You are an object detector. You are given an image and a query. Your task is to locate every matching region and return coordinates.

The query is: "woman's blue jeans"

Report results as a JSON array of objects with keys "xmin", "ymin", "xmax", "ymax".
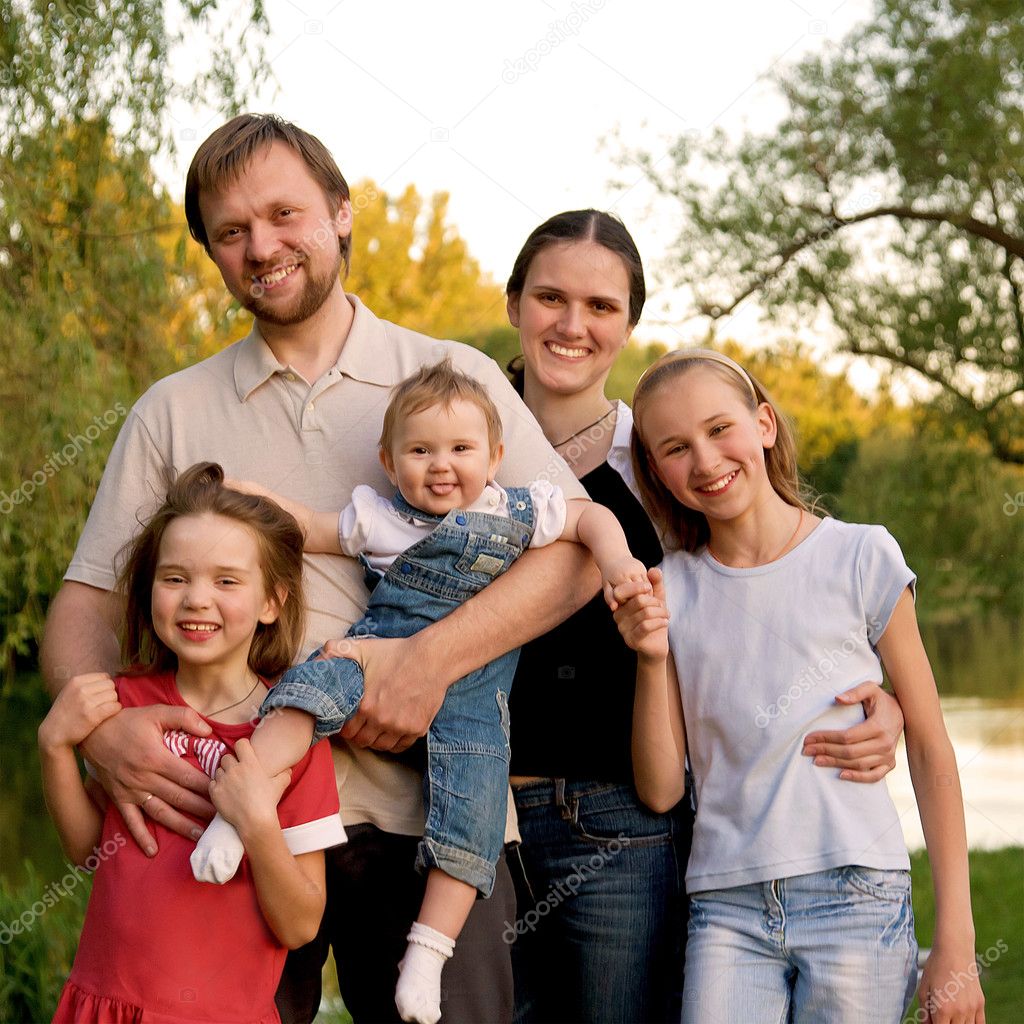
[
  {"xmin": 683, "ymin": 867, "xmax": 918, "ymax": 1023},
  {"xmin": 508, "ymin": 779, "xmax": 692, "ymax": 1023}
]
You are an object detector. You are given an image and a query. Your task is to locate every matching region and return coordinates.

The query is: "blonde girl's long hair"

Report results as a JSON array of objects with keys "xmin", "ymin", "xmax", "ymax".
[{"xmin": 630, "ymin": 350, "xmax": 813, "ymax": 552}]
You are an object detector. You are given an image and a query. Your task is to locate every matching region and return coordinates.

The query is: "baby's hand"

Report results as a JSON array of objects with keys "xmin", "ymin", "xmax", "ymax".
[
  {"xmin": 602, "ymin": 557, "xmax": 652, "ymax": 612},
  {"xmin": 209, "ymin": 738, "xmax": 291, "ymax": 838},
  {"xmin": 612, "ymin": 568, "xmax": 670, "ymax": 662},
  {"xmin": 38, "ymin": 673, "xmax": 122, "ymax": 752}
]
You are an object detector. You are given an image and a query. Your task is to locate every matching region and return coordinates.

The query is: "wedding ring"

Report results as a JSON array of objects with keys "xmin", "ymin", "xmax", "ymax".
[{"xmin": 141, "ymin": 793, "xmax": 153, "ymax": 805}]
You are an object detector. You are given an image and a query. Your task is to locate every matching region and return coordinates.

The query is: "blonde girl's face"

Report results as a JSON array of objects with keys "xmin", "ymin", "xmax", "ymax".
[
  {"xmin": 507, "ymin": 240, "xmax": 633, "ymax": 397},
  {"xmin": 640, "ymin": 367, "xmax": 778, "ymax": 523},
  {"xmin": 150, "ymin": 512, "xmax": 280, "ymax": 678}
]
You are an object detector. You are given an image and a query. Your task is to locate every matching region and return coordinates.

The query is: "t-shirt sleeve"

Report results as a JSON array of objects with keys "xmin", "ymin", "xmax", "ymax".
[
  {"xmin": 857, "ymin": 526, "xmax": 917, "ymax": 646},
  {"xmin": 337, "ymin": 484, "xmax": 384, "ymax": 557},
  {"xmin": 279, "ymin": 738, "xmax": 346, "ymax": 855},
  {"xmin": 65, "ymin": 403, "xmax": 172, "ymax": 590},
  {"xmin": 525, "ymin": 480, "xmax": 569, "ymax": 548}
]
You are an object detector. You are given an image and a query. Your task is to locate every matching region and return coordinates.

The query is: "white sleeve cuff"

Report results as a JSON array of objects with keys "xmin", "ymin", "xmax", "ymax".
[{"xmin": 282, "ymin": 814, "xmax": 348, "ymax": 855}]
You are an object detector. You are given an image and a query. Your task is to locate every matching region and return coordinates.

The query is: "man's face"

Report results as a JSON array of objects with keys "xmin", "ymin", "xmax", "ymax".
[{"xmin": 199, "ymin": 141, "xmax": 352, "ymax": 327}]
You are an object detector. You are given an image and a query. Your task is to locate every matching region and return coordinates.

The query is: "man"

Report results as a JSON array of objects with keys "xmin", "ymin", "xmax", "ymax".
[{"xmin": 40, "ymin": 113, "xmax": 595, "ymax": 1023}]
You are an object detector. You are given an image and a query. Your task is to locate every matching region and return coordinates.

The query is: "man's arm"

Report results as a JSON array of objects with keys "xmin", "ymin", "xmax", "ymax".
[
  {"xmin": 335, "ymin": 540, "xmax": 600, "ymax": 751},
  {"xmin": 41, "ymin": 581, "xmax": 215, "ymax": 850}
]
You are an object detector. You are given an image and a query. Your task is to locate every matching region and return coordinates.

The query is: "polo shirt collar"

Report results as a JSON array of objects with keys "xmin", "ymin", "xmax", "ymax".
[{"xmin": 232, "ymin": 293, "xmax": 399, "ymax": 402}]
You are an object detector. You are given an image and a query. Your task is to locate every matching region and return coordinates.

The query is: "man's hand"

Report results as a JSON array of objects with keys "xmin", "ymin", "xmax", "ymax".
[
  {"xmin": 318, "ymin": 635, "xmax": 444, "ymax": 753},
  {"xmin": 81, "ymin": 701, "xmax": 217, "ymax": 854},
  {"xmin": 802, "ymin": 682, "xmax": 905, "ymax": 782}
]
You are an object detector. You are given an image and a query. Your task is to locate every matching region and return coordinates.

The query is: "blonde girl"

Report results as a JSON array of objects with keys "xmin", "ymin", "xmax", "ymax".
[{"xmin": 612, "ymin": 350, "xmax": 984, "ymax": 1024}]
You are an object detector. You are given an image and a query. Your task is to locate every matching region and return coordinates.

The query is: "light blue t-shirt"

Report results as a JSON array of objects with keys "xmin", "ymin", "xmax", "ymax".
[{"xmin": 661, "ymin": 517, "xmax": 915, "ymax": 893}]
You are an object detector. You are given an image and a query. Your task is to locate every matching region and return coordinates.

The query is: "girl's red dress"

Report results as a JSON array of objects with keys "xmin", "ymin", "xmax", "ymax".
[{"xmin": 53, "ymin": 671, "xmax": 343, "ymax": 1023}]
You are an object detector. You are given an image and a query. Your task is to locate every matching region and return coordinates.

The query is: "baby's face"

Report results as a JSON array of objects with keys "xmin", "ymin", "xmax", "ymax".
[{"xmin": 382, "ymin": 398, "xmax": 503, "ymax": 515}]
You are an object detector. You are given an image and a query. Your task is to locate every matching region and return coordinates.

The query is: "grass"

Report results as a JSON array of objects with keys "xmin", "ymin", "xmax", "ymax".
[
  {"xmin": 3, "ymin": 834, "xmax": 1019, "ymax": 1021},
  {"xmin": 908, "ymin": 847, "xmax": 1024, "ymax": 1022}
]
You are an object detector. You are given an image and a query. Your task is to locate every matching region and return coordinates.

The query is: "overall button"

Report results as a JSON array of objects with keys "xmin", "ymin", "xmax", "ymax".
[
  {"xmin": 515, "ymin": 501, "xmax": 527, "ymax": 511},
  {"xmin": 401, "ymin": 562, "xmax": 412, "ymax": 573},
  {"xmin": 455, "ymin": 514, "xmax": 467, "ymax": 525}
]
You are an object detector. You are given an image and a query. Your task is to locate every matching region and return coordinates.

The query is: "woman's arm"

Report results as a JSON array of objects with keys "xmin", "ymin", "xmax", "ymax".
[
  {"xmin": 38, "ymin": 674, "xmax": 123, "ymax": 865},
  {"xmin": 208, "ymin": 739, "xmax": 326, "ymax": 948},
  {"xmin": 877, "ymin": 587, "xmax": 985, "ymax": 1023},
  {"xmin": 612, "ymin": 568, "xmax": 687, "ymax": 813}
]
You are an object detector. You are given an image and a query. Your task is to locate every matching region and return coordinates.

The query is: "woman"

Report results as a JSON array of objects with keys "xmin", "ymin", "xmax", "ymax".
[{"xmin": 502, "ymin": 210, "xmax": 905, "ymax": 1024}]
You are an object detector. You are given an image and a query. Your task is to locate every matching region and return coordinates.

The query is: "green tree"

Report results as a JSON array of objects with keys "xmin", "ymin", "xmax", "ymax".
[
  {"xmin": 0, "ymin": 1, "xmax": 269, "ymax": 678},
  {"xmin": 346, "ymin": 181, "xmax": 508, "ymax": 342},
  {"xmin": 623, "ymin": 0, "xmax": 1023, "ymax": 463},
  {"xmin": 838, "ymin": 429, "xmax": 1024, "ymax": 620}
]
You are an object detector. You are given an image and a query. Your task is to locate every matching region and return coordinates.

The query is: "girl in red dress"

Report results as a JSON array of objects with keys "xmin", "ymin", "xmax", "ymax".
[{"xmin": 41, "ymin": 463, "xmax": 345, "ymax": 1023}]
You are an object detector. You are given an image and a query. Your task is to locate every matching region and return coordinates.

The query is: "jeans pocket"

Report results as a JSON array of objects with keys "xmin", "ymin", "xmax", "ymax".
[
  {"xmin": 844, "ymin": 866, "xmax": 912, "ymax": 901},
  {"xmin": 572, "ymin": 785, "xmax": 673, "ymax": 848}
]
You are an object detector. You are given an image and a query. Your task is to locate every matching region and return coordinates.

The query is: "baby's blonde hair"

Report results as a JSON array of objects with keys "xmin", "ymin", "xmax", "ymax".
[{"xmin": 379, "ymin": 358, "xmax": 504, "ymax": 455}]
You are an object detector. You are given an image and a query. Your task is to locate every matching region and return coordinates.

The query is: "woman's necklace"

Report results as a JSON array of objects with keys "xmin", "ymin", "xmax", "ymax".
[
  {"xmin": 201, "ymin": 676, "xmax": 263, "ymax": 718},
  {"xmin": 552, "ymin": 405, "xmax": 616, "ymax": 448},
  {"xmin": 707, "ymin": 509, "xmax": 804, "ymax": 568}
]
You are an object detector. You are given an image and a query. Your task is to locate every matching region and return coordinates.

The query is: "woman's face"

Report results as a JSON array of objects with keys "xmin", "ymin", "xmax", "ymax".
[{"xmin": 507, "ymin": 240, "xmax": 633, "ymax": 398}]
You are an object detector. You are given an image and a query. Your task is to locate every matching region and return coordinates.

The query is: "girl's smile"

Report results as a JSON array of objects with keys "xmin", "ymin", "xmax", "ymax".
[
  {"xmin": 640, "ymin": 367, "xmax": 777, "ymax": 522},
  {"xmin": 151, "ymin": 511, "xmax": 280, "ymax": 693}
]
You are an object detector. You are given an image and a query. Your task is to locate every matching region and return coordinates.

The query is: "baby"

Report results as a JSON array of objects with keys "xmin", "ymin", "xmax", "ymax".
[{"xmin": 191, "ymin": 358, "xmax": 649, "ymax": 1023}]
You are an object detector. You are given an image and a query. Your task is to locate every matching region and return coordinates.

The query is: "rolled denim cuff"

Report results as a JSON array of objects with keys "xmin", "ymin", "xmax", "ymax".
[
  {"xmin": 416, "ymin": 835, "xmax": 496, "ymax": 898},
  {"xmin": 260, "ymin": 678, "xmax": 359, "ymax": 743}
]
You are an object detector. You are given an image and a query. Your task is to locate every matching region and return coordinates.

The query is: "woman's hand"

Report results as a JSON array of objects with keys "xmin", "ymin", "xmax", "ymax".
[
  {"xmin": 802, "ymin": 682, "xmax": 905, "ymax": 782},
  {"xmin": 209, "ymin": 738, "xmax": 292, "ymax": 839},
  {"xmin": 612, "ymin": 567, "xmax": 670, "ymax": 662},
  {"xmin": 38, "ymin": 673, "xmax": 121, "ymax": 752},
  {"xmin": 918, "ymin": 945, "xmax": 986, "ymax": 1023}
]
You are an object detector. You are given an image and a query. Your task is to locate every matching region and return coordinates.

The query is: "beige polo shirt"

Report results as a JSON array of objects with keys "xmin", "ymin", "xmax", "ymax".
[{"xmin": 66, "ymin": 294, "xmax": 586, "ymax": 836}]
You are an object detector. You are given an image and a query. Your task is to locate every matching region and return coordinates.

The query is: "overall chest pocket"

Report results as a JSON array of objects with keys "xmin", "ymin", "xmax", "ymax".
[{"xmin": 454, "ymin": 532, "xmax": 522, "ymax": 580}]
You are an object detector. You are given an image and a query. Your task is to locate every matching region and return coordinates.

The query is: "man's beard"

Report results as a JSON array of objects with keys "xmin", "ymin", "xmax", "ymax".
[{"xmin": 243, "ymin": 248, "xmax": 343, "ymax": 326}]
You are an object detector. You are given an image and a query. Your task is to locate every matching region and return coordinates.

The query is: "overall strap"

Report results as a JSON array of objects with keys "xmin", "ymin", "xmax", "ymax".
[
  {"xmin": 390, "ymin": 490, "xmax": 447, "ymax": 524},
  {"xmin": 503, "ymin": 486, "xmax": 536, "ymax": 534}
]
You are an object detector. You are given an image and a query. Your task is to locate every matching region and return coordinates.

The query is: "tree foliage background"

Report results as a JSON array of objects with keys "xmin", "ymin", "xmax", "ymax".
[{"xmin": 622, "ymin": 0, "xmax": 1023, "ymax": 464}]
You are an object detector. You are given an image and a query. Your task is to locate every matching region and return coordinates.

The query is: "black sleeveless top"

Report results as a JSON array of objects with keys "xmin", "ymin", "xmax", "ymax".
[{"xmin": 508, "ymin": 461, "xmax": 663, "ymax": 781}]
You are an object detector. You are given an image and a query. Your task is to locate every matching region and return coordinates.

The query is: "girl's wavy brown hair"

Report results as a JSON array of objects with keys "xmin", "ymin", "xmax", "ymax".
[
  {"xmin": 117, "ymin": 462, "xmax": 306, "ymax": 679},
  {"xmin": 631, "ymin": 351, "xmax": 813, "ymax": 552}
]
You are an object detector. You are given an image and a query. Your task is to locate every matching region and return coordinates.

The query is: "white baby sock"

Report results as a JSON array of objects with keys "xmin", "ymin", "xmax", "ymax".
[
  {"xmin": 190, "ymin": 812, "xmax": 246, "ymax": 883},
  {"xmin": 394, "ymin": 921, "xmax": 455, "ymax": 1024}
]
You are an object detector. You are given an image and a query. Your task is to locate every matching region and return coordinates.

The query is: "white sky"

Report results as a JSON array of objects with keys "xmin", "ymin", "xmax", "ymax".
[{"xmin": 165, "ymin": 0, "xmax": 877, "ymax": 360}]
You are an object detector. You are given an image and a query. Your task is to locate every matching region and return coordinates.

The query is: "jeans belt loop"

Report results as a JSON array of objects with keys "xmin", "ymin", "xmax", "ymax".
[{"xmin": 553, "ymin": 778, "xmax": 576, "ymax": 823}]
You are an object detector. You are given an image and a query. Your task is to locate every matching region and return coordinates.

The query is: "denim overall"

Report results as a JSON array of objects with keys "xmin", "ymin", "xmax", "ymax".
[{"xmin": 264, "ymin": 488, "xmax": 537, "ymax": 897}]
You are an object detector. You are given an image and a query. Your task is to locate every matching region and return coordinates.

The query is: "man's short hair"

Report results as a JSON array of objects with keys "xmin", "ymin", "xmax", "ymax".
[
  {"xmin": 379, "ymin": 358, "xmax": 504, "ymax": 455},
  {"xmin": 184, "ymin": 113, "xmax": 352, "ymax": 274}
]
